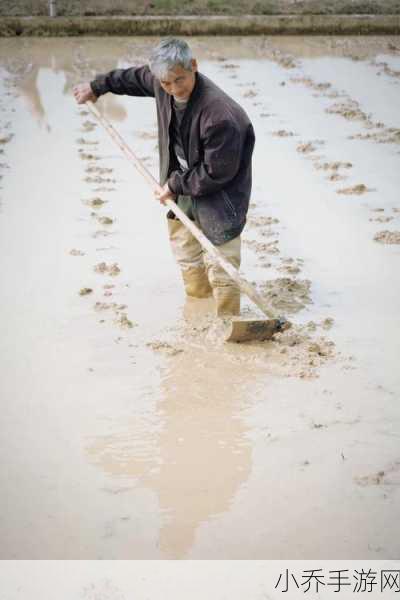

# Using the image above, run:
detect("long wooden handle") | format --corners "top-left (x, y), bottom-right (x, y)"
top-left (85, 100), bottom-right (278, 320)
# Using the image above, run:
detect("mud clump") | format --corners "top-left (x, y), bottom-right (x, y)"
top-left (94, 186), bottom-right (116, 193)
top-left (278, 257), bottom-right (303, 276)
top-left (271, 50), bottom-right (298, 70)
top-left (94, 262), bottom-right (121, 276)
top-left (315, 161), bottom-right (352, 172)
top-left (259, 277), bottom-right (312, 314)
top-left (85, 165), bottom-right (113, 175)
top-left (94, 303), bottom-right (130, 330)
top-left (325, 100), bottom-right (372, 125)
top-left (374, 230), bottom-right (400, 244)
top-left (0, 134), bottom-right (13, 144)
top-left (245, 239), bottom-right (279, 255)
top-left (243, 90), bottom-right (258, 98)
top-left (356, 470), bottom-right (386, 486)
top-left (297, 142), bottom-right (318, 154)
top-left (92, 301), bottom-right (135, 328)
top-left (355, 461), bottom-right (400, 487)
top-left (321, 317), bottom-right (334, 330)
top-left (248, 215), bottom-right (279, 227)
top-left (308, 342), bottom-right (331, 357)
top-left (79, 287), bottom-right (93, 296)
top-left (272, 129), bottom-right (295, 137)
top-left (81, 120), bottom-right (96, 132)
top-left (290, 76), bottom-right (331, 92)
top-left (273, 325), bottom-right (336, 379)
top-left (84, 176), bottom-right (116, 184)
top-left (94, 301), bottom-right (127, 312)
top-left (96, 216), bottom-right (114, 225)
top-left (85, 197), bottom-right (107, 208)
top-left (369, 215), bottom-right (393, 223)
top-left (79, 151), bottom-right (100, 161)
top-left (327, 173), bottom-right (347, 182)
top-left (114, 313), bottom-right (136, 329)
top-left (278, 263), bottom-right (301, 275)
top-left (76, 137), bottom-right (98, 146)
top-left (337, 184), bottom-right (371, 195)
top-left (221, 63), bottom-right (239, 70)
top-left (147, 340), bottom-right (183, 356)
top-left (349, 128), bottom-right (400, 144)
top-left (372, 60), bottom-right (400, 79)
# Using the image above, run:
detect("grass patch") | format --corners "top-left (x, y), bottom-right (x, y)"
top-left (1, 0), bottom-right (399, 16)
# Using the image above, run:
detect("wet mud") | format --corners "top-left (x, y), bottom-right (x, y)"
top-left (337, 183), bottom-right (373, 195)
top-left (374, 230), bottom-right (400, 244)
top-left (94, 262), bottom-right (121, 276)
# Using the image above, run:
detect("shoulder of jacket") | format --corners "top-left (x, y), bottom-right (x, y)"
top-left (201, 97), bottom-right (244, 129)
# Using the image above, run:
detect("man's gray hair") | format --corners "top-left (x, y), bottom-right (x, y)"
top-left (149, 38), bottom-right (193, 79)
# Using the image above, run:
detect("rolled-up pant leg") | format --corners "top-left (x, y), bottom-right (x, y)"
top-left (167, 217), bottom-right (212, 298)
top-left (167, 216), bottom-right (241, 315)
top-left (204, 235), bottom-right (241, 316)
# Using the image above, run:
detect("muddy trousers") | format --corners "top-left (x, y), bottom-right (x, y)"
top-left (167, 218), bottom-right (241, 316)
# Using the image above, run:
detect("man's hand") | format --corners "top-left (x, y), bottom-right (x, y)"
top-left (73, 82), bottom-right (97, 105)
top-left (154, 182), bottom-right (176, 205)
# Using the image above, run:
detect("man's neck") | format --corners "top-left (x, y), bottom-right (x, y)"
top-left (173, 96), bottom-right (189, 105)
top-left (173, 97), bottom-right (189, 112)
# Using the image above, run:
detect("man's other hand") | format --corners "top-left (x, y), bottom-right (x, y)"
top-left (155, 182), bottom-right (176, 205)
top-left (73, 83), bottom-right (97, 105)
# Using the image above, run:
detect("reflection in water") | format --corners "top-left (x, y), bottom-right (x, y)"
top-left (87, 301), bottom-right (256, 559)
top-left (0, 40), bottom-right (130, 128)
top-left (19, 67), bottom-right (51, 131)
top-left (156, 341), bottom-right (252, 558)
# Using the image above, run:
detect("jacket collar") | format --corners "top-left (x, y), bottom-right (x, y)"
top-left (187, 71), bottom-right (202, 107)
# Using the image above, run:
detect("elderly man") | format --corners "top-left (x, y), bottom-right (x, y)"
top-left (73, 38), bottom-right (255, 316)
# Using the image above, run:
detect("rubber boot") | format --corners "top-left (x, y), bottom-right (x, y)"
top-left (214, 286), bottom-right (240, 316)
top-left (181, 266), bottom-right (212, 298)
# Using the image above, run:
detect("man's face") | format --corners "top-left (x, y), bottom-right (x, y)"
top-left (159, 59), bottom-right (198, 101)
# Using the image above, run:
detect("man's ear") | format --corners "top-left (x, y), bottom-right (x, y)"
top-left (191, 58), bottom-right (198, 73)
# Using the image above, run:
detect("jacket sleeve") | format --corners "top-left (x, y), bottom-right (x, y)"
top-left (90, 65), bottom-right (155, 98)
top-left (167, 118), bottom-right (242, 197)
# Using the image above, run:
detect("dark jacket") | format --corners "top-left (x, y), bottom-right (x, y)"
top-left (91, 65), bottom-right (255, 246)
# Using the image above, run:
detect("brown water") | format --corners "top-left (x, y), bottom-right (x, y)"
top-left (0, 36), bottom-right (399, 559)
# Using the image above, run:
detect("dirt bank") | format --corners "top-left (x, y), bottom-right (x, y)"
top-left (2, 0), bottom-right (400, 17)
top-left (1, 15), bottom-right (400, 37)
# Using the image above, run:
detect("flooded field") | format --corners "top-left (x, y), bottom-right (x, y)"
top-left (0, 35), bottom-right (399, 559)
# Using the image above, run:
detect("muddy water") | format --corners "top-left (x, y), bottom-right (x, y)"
top-left (0, 36), bottom-right (399, 559)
